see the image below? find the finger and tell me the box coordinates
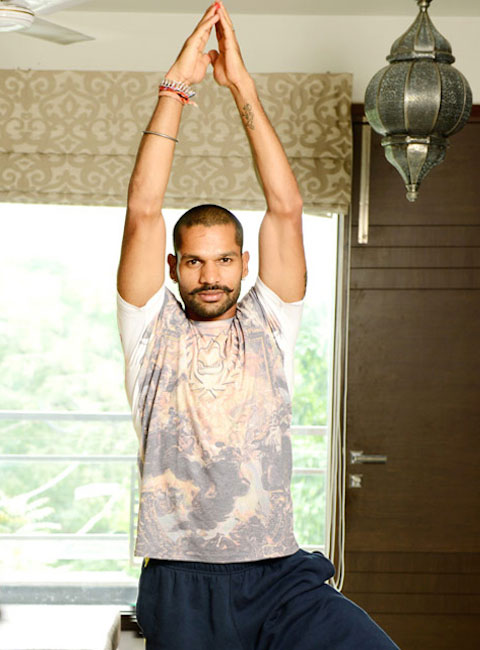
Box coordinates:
[195,11,219,37]
[218,2,234,30]
[215,18,224,43]
[189,8,218,46]
[217,5,236,43]
[200,52,214,74]
[194,13,220,50]
[208,49,219,65]
[195,3,218,29]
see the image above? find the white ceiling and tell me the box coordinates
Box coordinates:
[65,0,480,17]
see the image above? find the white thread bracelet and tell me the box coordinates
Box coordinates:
[159,78,196,100]
[142,130,179,143]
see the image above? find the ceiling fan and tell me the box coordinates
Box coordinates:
[0,0,94,44]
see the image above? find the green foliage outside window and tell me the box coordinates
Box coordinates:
[0,206,335,579]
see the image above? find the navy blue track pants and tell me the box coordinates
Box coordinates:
[136,549,400,650]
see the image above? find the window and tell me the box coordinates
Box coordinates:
[0,204,338,604]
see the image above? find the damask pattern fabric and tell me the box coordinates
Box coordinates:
[0,70,352,214]
[134,283,299,562]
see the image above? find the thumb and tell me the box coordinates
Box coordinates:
[208,49,219,65]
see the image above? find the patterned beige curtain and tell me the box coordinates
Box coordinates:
[0,70,352,214]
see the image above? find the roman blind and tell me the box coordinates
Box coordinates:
[0,70,352,214]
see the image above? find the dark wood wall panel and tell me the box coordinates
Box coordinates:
[346,551,480,573]
[353,225,480,247]
[366,615,479,650]
[351,246,480,268]
[344,109,480,649]
[351,594,479,615]
[346,572,480,595]
[351,268,480,289]
[344,551,480,641]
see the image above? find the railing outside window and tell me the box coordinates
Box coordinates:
[0,410,326,602]
[0,205,336,604]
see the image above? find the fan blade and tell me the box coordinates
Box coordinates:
[25,1,92,16]
[20,16,94,44]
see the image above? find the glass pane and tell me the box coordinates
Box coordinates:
[292,434,327,469]
[0,205,126,412]
[0,205,138,602]
[0,419,137,456]
[291,473,326,548]
[1,458,133,550]
[0,204,337,601]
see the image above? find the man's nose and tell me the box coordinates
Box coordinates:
[199,261,219,285]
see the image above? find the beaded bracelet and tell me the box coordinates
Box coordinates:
[159,78,197,106]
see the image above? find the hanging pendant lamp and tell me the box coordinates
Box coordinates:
[364,0,472,202]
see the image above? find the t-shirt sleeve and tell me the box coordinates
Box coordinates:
[253,277,304,396]
[117,285,166,408]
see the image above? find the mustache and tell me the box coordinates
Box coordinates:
[190,284,233,296]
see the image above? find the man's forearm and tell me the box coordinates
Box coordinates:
[127,95,183,217]
[229,76,303,217]
[118,5,220,306]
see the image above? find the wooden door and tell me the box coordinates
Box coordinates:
[342,108,480,650]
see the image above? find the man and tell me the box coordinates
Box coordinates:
[117,3,399,649]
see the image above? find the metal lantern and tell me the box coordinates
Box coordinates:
[364,0,472,201]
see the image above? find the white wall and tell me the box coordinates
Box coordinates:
[0,12,478,102]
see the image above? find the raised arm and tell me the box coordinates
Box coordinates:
[117,5,220,307]
[209,2,306,302]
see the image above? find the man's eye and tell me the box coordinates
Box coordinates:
[220,257,232,263]
[187,259,199,266]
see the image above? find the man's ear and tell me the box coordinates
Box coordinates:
[242,251,250,279]
[167,253,178,282]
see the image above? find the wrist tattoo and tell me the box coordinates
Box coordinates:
[241,103,255,130]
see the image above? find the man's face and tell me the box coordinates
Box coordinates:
[168,223,249,321]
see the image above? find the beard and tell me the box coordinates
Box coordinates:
[180,281,242,320]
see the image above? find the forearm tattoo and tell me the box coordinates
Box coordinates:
[241,103,255,130]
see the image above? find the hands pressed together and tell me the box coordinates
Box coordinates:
[122,2,306,310]
[167,2,249,91]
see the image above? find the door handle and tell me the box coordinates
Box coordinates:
[349,450,387,464]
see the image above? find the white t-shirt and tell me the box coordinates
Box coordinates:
[117,277,303,437]
[117,276,304,562]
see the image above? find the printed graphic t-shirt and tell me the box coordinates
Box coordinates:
[117,277,303,562]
